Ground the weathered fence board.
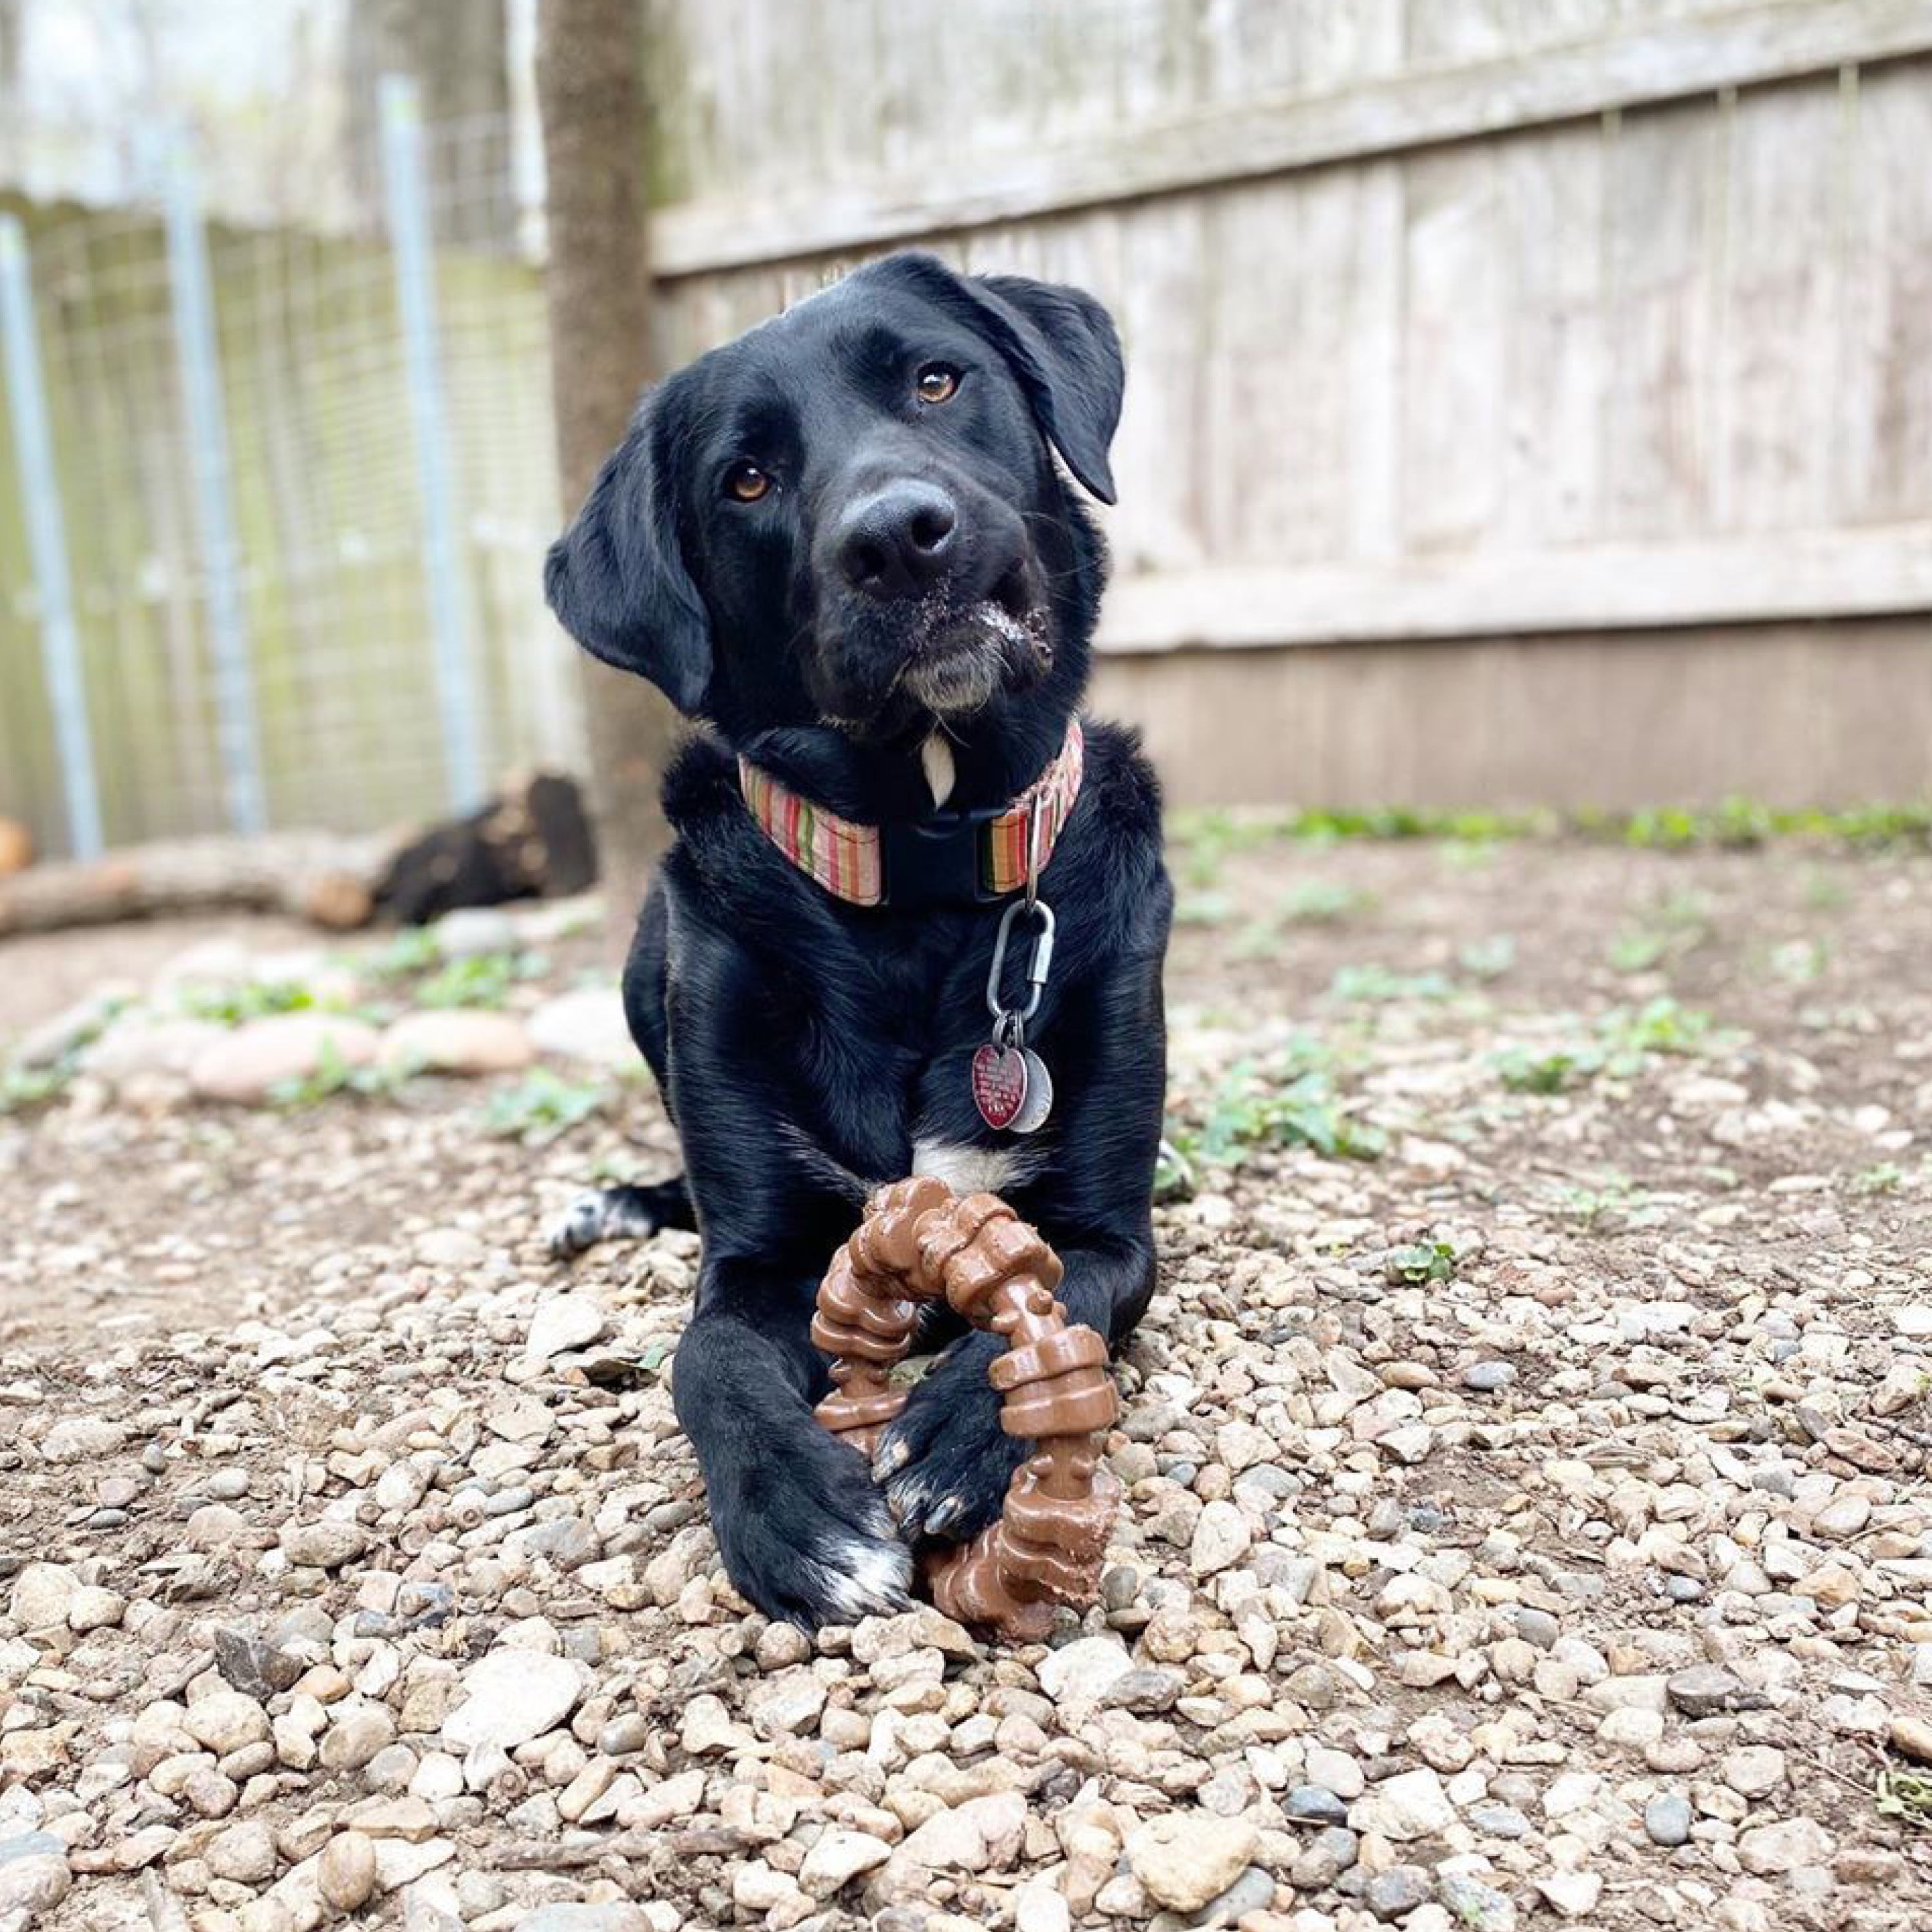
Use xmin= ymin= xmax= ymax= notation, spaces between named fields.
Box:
xmin=643 ymin=0 xmax=1932 ymax=276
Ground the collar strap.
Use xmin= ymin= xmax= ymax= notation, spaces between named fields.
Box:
xmin=738 ymin=719 xmax=1084 ymax=909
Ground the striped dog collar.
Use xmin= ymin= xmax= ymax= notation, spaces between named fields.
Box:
xmin=738 ymin=719 xmax=1084 ymax=909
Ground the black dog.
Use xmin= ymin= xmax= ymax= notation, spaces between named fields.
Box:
xmin=544 ymin=252 xmax=1170 ymax=1627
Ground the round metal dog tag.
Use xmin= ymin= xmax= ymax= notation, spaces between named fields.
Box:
xmin=972 ymin=1041 xmax=1029 ymax=1131
xmin=1010 ymin=1049 xmax=1054 ymax=1134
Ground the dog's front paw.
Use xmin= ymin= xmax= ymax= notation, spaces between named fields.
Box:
xmin=712 ymin=1426 xmax=913 ymax=1630
xmin=545 ymin=1182 xmax=665 ymax=1260
xmin=874 ymin=1332 xmax=1027 ymax=1544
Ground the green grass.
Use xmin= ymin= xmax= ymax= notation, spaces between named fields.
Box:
xmin=1495 ymin=997 xmax=1728 ymax=1094
xmin=366 ymin=927 xmax=442 ymax=979
xmin=1168 ymin=799 xmax=1932 ymax=880
xmin=1329 ymin=963 xmax=1457 ymax=1004
xmin=1876 ymin=1766 xmax=1932 ymax=1830
xmin=480 ymin=1068 xmax=611 ymax=1145
xmin=1160 ymin=1047 xmax=1385 ymax=1198
xmin=1548 ymin=1175 xmax=1662 ymax=1232
xmin=1853 ymin=1162 xmax=1904 ymax=1197
xmin=178 ymin=978 xmax=317 ymax=1025
xmin=1387 ymin=1239 xmax=1457 ymax=1285
xmin=0 ymin=1059 xmax=73 ymax=1115
xmin=0 ymin=999 xmax=125 ymax=1115
xmin=415 ymin=950 xmax=549 ymax=1011
xmin=269 ymin=1037 xmax=415 ymax=1108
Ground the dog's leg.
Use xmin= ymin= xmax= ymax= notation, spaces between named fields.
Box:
xmin=674 ymin=1285 xmax=913 ymax=1627
xmin=876 ymin=1229 xmax=1155 ymax=1543
xmin=548 ymin=1176 xmax=694 ymax=1259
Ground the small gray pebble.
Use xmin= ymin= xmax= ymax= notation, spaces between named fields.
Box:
xmin=1514 ymin=1607 xmax=1560 ymax=1649
xmin=1468 ymin=1801 xmax=1532 ymax=1840
xmin=1104 ymin=1667 xmax=1184 ymax=1714
xmin=1236 ymin=1463 xmax=1298 ymax=1500
xmin=1366 ymin=1866 xmax=1432 ymax=1920
xmin=1645 ymin=1792 xmax=1694 ymax=1846
xmin=1667 ymin=1663 xmax=1747 ymax=1716
xmin=1285 ymin=1785 xmax=1349 ymax=1825
xmin=598 ymin=1714 xmax=652 ymax=1756
xmin=1463 ymin=1359 xmax=1516 ymax=1392
xmin=1312 ymin=1826 xmax=1358 ymax=1869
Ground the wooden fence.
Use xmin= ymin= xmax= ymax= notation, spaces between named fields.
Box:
xmin=4 ymin=3 xmax=1928 ymax=852
xmin=639 ymin=0 xmax=1932 ymax=807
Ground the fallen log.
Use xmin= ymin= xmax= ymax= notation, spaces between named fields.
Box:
xmin=0 ymin=773 xmax=599 ymax=936
xmin=0 ymin=830 xmax=397 ymax=936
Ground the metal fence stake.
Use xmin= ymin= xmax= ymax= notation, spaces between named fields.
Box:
xmin=0 ymin=214 xmax=104 ymax=859
xmin=163 ymin=138 xmax=267 ymax=837
xmin=381 ymin=72 xmax=487 ymax=813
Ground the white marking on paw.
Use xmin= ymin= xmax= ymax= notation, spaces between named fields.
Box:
xmin=882 ymin=1461 xmax=939 ymax=1519
xmin=912 ymin=1139 xmax=1024 ymax=1197
xmin=921 ymin=732 xmax=956 ymax=808
xmin=813 ymin=1536 xmax=913 ymax=1620
xmin=925 ymin=1491 xmax=972 ymax=1537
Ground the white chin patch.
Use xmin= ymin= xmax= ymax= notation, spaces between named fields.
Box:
xmin=903 ymin=598 xmax=1038 ymax=717
xmin=904 ymin=649 xmax=1001 ymax=717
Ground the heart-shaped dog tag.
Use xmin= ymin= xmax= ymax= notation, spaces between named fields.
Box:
xmin=971 ymin=1041 xmax=1028 ymax=1130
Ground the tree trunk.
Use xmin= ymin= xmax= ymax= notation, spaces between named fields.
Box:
xmin=535 ymin=0 xmax=678 ymax=958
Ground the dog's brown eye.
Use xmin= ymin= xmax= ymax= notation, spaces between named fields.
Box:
xmin=915 ymin=365 xmax=960 ymax=405
xmin=724 ymin=462 xmax=771 ymax=502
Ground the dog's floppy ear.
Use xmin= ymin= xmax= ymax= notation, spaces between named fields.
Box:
xmin=544 ymin=389 xmax=712 ymax=715
xmin=963 ymin=270 xmax=1124 ymax=506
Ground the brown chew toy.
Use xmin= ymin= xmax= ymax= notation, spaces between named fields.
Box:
xmin=811 ymin=1175 xmax=1122 ymax=1642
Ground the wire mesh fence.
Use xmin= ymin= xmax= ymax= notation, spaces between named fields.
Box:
xmin=0 ymin=80 xmax=579 ymax=862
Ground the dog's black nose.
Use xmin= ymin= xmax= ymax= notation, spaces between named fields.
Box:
xmin=835 ymin=483 xmax=958 ymax=600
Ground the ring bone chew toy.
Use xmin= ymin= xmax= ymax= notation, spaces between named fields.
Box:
xmin=811 ymin=1174 xmax=1122 ymax=1642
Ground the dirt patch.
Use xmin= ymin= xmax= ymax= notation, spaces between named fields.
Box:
xmin=2 ymin=835 xmax=1930 ymax=1929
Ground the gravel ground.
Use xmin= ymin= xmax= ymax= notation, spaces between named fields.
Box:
xmin=3 ymin=831 xmax=1932 ymax=1932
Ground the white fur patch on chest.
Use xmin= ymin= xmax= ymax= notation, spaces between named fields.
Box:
xmin=920 ymin=734 xmax=956 ymax=808
xmin=911 ymin=1138 xmax=1025 ymax=1198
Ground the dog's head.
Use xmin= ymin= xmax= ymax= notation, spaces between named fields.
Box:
xmin=545 ymin=254 xmax=1123 ymax=747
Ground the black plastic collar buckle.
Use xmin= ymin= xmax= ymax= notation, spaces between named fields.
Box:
xmin=878 ymin=806 xmax=1009 ymax=908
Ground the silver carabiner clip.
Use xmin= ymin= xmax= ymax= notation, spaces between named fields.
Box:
xmin=986 ymin=895 xmax=1056 ymax=1025
xmin=1024 ymin=799 xmax=1046 ymax=911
